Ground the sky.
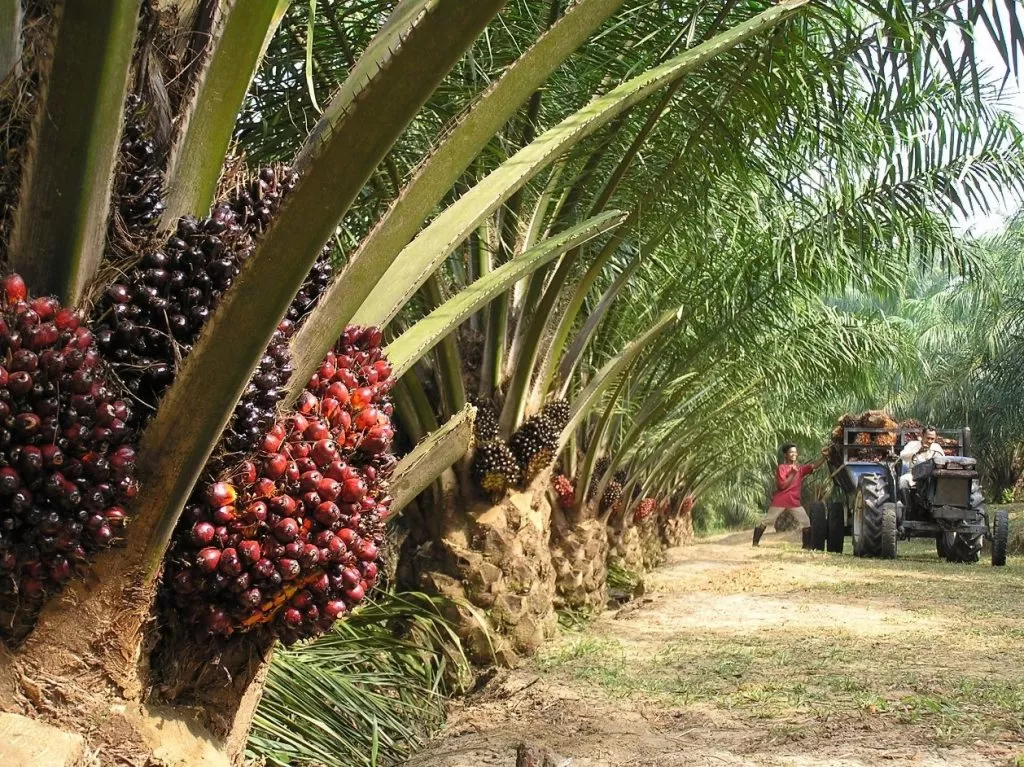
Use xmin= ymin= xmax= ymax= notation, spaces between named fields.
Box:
xmin=959 ymin=14 xmax=1024 ymax=235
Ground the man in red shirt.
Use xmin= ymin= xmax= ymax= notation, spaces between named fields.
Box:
xmin=753 ymin=444 xmax=825 ymax=546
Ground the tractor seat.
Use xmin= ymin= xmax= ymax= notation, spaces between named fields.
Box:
xmin=911 ymin=455 xmax=976 ymax=481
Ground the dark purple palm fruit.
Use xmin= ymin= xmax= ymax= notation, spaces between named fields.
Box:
xmin=111 ymin=94 xmax=165 ymax=239
xmin=93 ymin=166 xmax=334 ymax=435
xmin=0 ymin=274 xmax=139 ymax=643
xmin=163 ymin=326 xmax=395 ymax=645
xmin=509 ymin=411 xmax=560 ymax=484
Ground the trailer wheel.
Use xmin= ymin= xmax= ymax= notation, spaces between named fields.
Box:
xmin=853 ymin=473 xmax=889 ymax=558
xmin=992 ymin=509 xmax=1009 ymax=567
xmin=826 ymin=502 xmax=845 ymax=553
xmin=808 ymin=502 xmax=827 ymax=551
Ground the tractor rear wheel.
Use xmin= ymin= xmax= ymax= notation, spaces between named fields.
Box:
xmin=936 ymin=532 xmax=954 ymax=559
xmin=827 ymin=502 xmax=845 ymax=553
xmin=809 ymin=502 xmax=827 ymax=551
xmin=992 ymin=509 xmax=1009 ymax=567
xmin=853 ymin=473 xmax=891 ymax=558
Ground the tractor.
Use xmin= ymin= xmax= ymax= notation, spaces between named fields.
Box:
xmin=807 ymin=426 xmax=1009 ymax=565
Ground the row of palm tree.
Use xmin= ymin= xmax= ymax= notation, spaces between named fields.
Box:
xmin=0 ymin=0 xmax=1021 ymax=763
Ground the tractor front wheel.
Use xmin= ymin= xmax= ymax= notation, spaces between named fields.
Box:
xmin=992 ymin=509 xmax=1009 ymax=567
xmin=943 ymin=533 xmax=982 ymax=564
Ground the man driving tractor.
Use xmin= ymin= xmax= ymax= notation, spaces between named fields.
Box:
xmin=753 ymin=444 xmax=825 ymax=546
xmin=898 ymin=425 xmax=944 ymax=491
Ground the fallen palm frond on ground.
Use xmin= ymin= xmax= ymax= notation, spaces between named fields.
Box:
xmin=247 ymin=591 xmax=474 ymax=767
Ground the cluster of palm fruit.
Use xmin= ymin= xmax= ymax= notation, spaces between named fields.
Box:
xmin=92 ymin=166 xmax=334 ymax=456
xmin=508 ymin=399 xmax=569 ymax=482
xmin=112 ymin=94 xmax=165 ymax=238
xmin=633 ymin=497 xmax=655 ymax=523
xmin=588 ymin=457 xmax=610 ymax=499
xmin=600 ymin=469 xmax=626 ymax=513
xmin=551 ymin=474 xmax=575 ymax=509
xmin=0 ymin=274 xmax=138 ymax=632
xmin=680 ymin=495 xmax=695 ymax=515
xmin=164 ymin=326 xmax=394 ymax=644
xmin=470 ymin=401 xmax=519 ymax=497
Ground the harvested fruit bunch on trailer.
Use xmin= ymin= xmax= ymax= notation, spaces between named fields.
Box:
xmin=810 ymin=411 xmax=1009 ymax=565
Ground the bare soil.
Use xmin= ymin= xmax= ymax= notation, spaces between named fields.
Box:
xmin=406 ymin=524 xmax=1024 ymax=767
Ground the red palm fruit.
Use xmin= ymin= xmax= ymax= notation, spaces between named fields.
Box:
xmin=270 ymin=495 xmax=297 ymax=517
xmin=262 ymin=426 xmax=285 ymax=453
xmin=299 ymin=470 xmax=322 ymax=492
xmin=0 ymin=468 xmax=20 ymax=493
xmin=317 ymin=477 xmax=340 ymax=501
xmin=356 ymin=541 xmax=378 ymax=562
xmin=253 ymin=558 xmax=275 ymax=579
xmin=219 ymin=548 xmax=242 ymax=576
xmin=235 ymin=460 xmax=258 ymax=485
xmin=213 ymin=505 xmax=237 ymax=525
xmin=273 ymin=517 xmax=299 ymax=543
xmin=337 ymin=528 xmax=357 ymax=545
xmin=319 ymin=397 xmax=340 ymax=423
xmin=340 ymin=477 xmax=367 ymax=503
xmin=325 ymin=461 xmax=348 ymax=482
xmin=304 ymin=421 xmax=331 ymax=442
xmin=354 ymin=407 xmax=378 ymax=431
xmin=3 ymin=273 xmax=27 ymax=303
xmin=297 ymin=391 xmax=318 ymax=415
xmin=92 ymin=525 xmax=115 ymax=546
xmin=238 ymin=540 xmax=261 ymax=563
xmin=284 ymin=541 xmax=303 ymax=559
xmin=301 ymin=491 xmax=322 ymax=509
xmin=290 ymin=442 xmax=310 ymax=459
xmin=253 ymin=477 xmax=276 ymax=499
xmin=295 ymin=456 xmax=317 ymax=474
xmin=289 ymin=414 xmax=309 ymax=435
xmin=300 ymin=545 xmax=319 ymax=568
xmin=314 ymin=502 xmax=340 ymax=527
xmin=341 ymin=566 xmax=361 ymax=587
xmin=196 ymin=548 xmax=222 ymax=573
xmin=206 ymin=482 xmax=237 ymax=507
xmin=283 ymin=608 xmax=303 ymax=627
xmin=311 ymin=439 xmax=338 ymax=467
xmin=264 ymin=453 xmax=288 ymax=480
xmin=310 ymin=573 xmax=330 ymax=596
xmin=326 ymin=381 xmax=349 ymax=405
xmin=277 ymin=558 xmax=300 ymax=580
xmin=286 ymin=461 xmax=300 ymax=484
xmin=104 ymin=506 xmax=127 ymax=526
xmin=344 ymin=584 xmax=365 ymax=602
xmin=324 ymin=600 xmax=347 ymax=620
xmin=292 ymin=590 xmax=312 ymax=609
xmin=239 ymin=588 xmax=262 ymax=611
xmin=327 ymin=536 xmax=346 ymax=561
xmin=54 ymin=307 xmax=79 ymax=331
xmin=351 ymin=387 xmax=374 ymax=410
xmin=243 ymin=501 xmax=268 ymax=525
xmin=361 ymin=562 xmax=378 ymax=581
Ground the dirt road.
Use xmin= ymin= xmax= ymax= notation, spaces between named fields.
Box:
xmin=407 ymin=528 xmax=1024 ymax=767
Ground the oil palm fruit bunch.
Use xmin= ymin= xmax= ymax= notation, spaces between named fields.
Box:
xmin=0 ymin=274 xmax=138 ymax=637
xmin=633 ymin=498 xmax=655 ymax=523
xmin=471 ymin=441 xmax=520 ymax=497
xmin=551 ymin=474 xmax=575 ymax=509
xmin=164 ymin=326 xmax=394 ymax=645
xmin=509 ymin=411 xmax=559 ymax=483
xmin=541 ymin=398 xmax=570 ymax=431
xmin=600 ymin=477 xmax=623 ymax=513
xmin=472 ymin=399 xmax=500 ymax=443
xmin=588 ymin=456 xmax=611 ymax=499
xmin=92 ymin=166 xmax=331 ymax=450
xmin=112 ymin=94 xmax=164 ymax=238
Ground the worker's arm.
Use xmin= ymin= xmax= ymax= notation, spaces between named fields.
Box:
xmin=776 ymin=465 xmax=798 ymax=491
xmin=899 ymin=440 xmax=920 ymax=462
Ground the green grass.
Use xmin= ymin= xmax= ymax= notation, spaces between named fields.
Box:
xmin=537 ymin=536 xmax=1024 ymax=749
